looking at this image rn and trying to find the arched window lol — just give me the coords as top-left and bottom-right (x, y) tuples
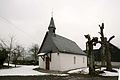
(83, 57), (85, 63)
(74, 56), (76, 64)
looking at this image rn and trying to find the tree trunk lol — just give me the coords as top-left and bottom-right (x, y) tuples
(101, 45), (106, 66)
(86, 42), (89, 66)
(89, 43), (95, 75)
(8, 54), (10, 68)
(106, 42), (112, 71)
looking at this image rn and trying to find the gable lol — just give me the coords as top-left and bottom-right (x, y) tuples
(38, 32), (86, 55)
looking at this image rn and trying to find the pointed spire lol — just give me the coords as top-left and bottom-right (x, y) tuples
(48, 16), (56, 33)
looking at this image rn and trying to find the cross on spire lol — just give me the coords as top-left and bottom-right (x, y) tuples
(51, 9), (53, 17)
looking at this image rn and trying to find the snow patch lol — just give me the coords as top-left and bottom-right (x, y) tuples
(51, 74), (69, 76)
(68, 67), (89, 74)
(99, 68), (119, 76)
(118, 68), (120, 80)
(100, 71), (118, 76)
(0, 63), (49, 76)
(67, 67), (119, 77)
(0, 63), (69, 76)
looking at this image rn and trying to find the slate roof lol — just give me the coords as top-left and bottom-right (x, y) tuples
(52, 34), (85, 55)
(38, 33), (86, 55)
(92, 43), (120, 62)
(38, 17), (86, 55)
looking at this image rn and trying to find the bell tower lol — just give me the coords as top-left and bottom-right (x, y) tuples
(48, 17), (56, 33)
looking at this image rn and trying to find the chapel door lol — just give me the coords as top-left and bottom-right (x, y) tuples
(46, 57), (50, 70)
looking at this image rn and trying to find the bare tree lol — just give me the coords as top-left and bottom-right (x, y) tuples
(105, 36), (115, 71)
(12, 45), (25, 67)
(29, 44), (39, 65)
(0, 36), (15, 68)
(0, 48), (8, 68)
(99, 23), (115, 71)
(98, 23), (106, 66)
(85, 34), (98, 75)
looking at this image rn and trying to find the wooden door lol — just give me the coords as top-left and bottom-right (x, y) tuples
(46, 57), (50, 70)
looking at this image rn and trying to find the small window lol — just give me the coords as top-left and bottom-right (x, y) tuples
(83, 57), (85, 63)
(74, 56), (76, 64)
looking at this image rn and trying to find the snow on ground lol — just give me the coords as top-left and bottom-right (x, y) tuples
(0, 63), (119, 77)
(68, 67), (119, 77)
(0, 63), (48, 76)
(0, 63), (68, 76)
(51, 73), (69, 76)
(118, 68), (120, 80)
(99, 68), (119, 76)
(99, 71), (119, 76)
(68, 67), (89, 74)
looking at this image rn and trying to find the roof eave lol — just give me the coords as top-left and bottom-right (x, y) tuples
(58, 50), (87, 56)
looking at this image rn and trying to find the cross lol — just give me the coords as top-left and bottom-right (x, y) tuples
(51, 9), (53, 17)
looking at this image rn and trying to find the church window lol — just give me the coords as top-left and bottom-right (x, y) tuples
(74, 56), (76, 64)
(83, 57), (85, 63)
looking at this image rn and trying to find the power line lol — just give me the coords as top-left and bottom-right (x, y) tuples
(0, 16), (35, 40)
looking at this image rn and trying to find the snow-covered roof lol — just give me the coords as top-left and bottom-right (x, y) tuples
(38, 53), (46, 56)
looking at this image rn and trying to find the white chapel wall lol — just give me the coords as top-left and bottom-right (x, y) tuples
(39, 53), (87, 71)
(50, 53), (60, 71)
(59, 53), (87, 71)
(39, 57), (45, 69)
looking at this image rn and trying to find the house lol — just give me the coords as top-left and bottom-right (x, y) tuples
(93, 43), (120, 62)
(38, 17), (87, 71)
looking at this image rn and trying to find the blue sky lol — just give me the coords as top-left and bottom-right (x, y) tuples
(0, 0), (120, 49)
